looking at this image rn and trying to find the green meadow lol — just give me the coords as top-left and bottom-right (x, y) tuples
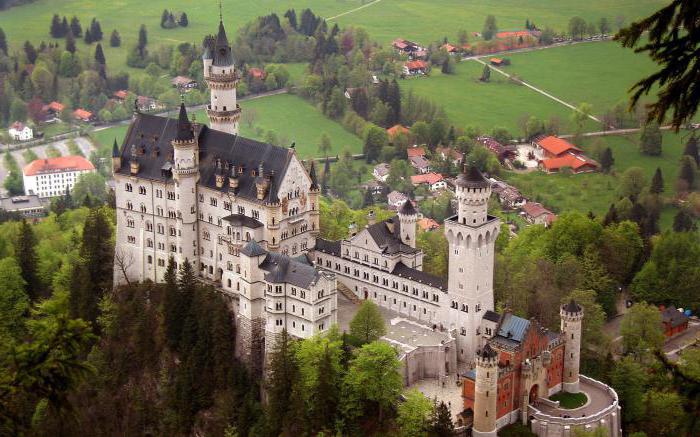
(92, 93), (363, 159)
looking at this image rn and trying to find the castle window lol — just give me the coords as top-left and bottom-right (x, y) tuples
(199, 194), (204, 202)
(203, 231), (210, 240)
(157, 207), (163, 216)
(146, 221), (153, 231)
(127, 236), (136, 244)
(191, 206), (195, 214)
(167, 191), (175, 200)
(460, 328), (466, 336)
(156, 189), (162, 198)
(127, 218), (135, 228)
(252, 210), (259, 219)
(147, 255), (152, 264)
(146, 239), (153, 248)
(139, 186), (146, 195)
(300, 291), (306, 299)
(168, 210), (176, 219)
(125, 183), (132, 192)
(126, 201), (133, 210)
(210, 198), (217, 207)
(224, 201), (231, 211)
(157, 224), (164, 234)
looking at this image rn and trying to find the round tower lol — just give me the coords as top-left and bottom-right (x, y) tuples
(560, 300), (584, 393)
(473, 344), (499, 437)
(455, 162), (491, 226)
(308, 161), (321, 236)
(203, 18), (241, 135)
(398, 199), (417, 248)
(171, 103), (200, 268)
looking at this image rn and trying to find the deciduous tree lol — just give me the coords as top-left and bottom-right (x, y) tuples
(349, 300), (386, 344)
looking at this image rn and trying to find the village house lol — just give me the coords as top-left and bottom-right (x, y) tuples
(171, 75), (198, 89)
(113, 90), (128, 101)
(43, 101), (65, 119)
(441, 43), (459, 54)
(8, 121), (33, 141)
(406, 146), (426, 159)
(490, 179), (525, 210)
(477, 136), (516, 161)
(247, 67), (266, 81)
(660, 305), (689, 338)
(521, 202), (556, 227)
(392, 38), (426, 59)
(540, 154), (599, 174)
(387, 124), (410, 139)
(403, 60), (430, 76)
(73, 109), (94, 123)
(409, 155), (432, 174)
(533, 136), (598, 174)
(410, 172), (445, 191)
(362, 180), (385, 195)
(532, 136), (582, 160)
(387, 190), (410, 210)
(490, 57), (505, 66)
(417, 217), (440, 231)
(436, 146), (464, 166)
(373, 163), (391, 182)
(0, 195), (48, 219)
(137, 96), (162, 112)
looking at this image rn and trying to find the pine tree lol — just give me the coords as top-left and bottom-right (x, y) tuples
(428, 401), (455, 436)
(109, 29), (121, 47)
(321, 159), (330, 195)
(266, 330), (299, 435)
(639, 121), (663, 156)
(480, 64), (491, 82)
(65, 30), (76, 54)
(580, 247), (617, 316)
(387, 79), (401, 126)
(50, 14), (63, 38)
(23, 41), (37, 64)
(61, 16), (69, 36)
(678, 155), (696, 191)
(178, 12), (189, 27)
(285, 9), (298, 30)
(90, 18), (103, 41)
(673, 208), (696, 232)
(69, 16), (82, 37)
(482, 15), (498, 40)
(176, 259), (197, 353)
(363, 188), (374, 207)
(138, 24), (148, 55)
(163, 257), (181, 349)
(83, 29), (92, 44)
(684, 135), (699, 165)
(600, 147), (614, 173)
(94, 43), (105, 64)
(0, 27), (7, 56)
(160, 9), (169, 28)
(650, 167), (664, 194)
(311, 344), (339, 432)
(603, 203), (618, 226)
(16, 219), (41, 301)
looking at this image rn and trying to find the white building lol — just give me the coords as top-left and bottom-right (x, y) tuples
(23, 156), (96, 198)
(8, 122), (33, 141)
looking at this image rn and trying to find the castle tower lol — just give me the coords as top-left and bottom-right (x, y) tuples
(473, 344), (499, 437)
(398, 199), (417, 248)
(561, 300), (584, 393)
(171, 103), (200, 268)
(111, 138), (121, 174)
(203, 17), (241, 135)
(443, 164), (500, 362)
(308, 161), (321, 237)
(238, 240), (269, 377)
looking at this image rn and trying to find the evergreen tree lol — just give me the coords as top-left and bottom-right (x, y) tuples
(23, 41), (37, 64)
(176, 259), (197, 353)
(160, 9), (170, 28)
(61, 16), (69, 36)
(603, 203), (618, 226)
(109, 29), (121, 47)
(310, 343), (340, 433)
(178, 12), (189, 27)
(321, 159), (330, 195)
(482, 15), (498, 40)
(351, 87), (369, 119)
(90, 18), (103, 41)
(650, 167), (664, 194)
(50, 14), (63, 38)
(673, 208), (696, 232)
(94, 43), (106, 78)
(639, 121), (663, 156)
(684, 135), (699, 165)
(163, 257), (181, 348)
(428, 401), (455, 436)
(678, 155), (696, 191)
(0, 27), (7, 56)
(266, 330), (299, 435)
(579, 247), (617, 316)
(69, 16), (82, 37)
(387, 79), (401, 126)
(363, 188), (374, 207)
(83, 29), (92, 44)
(285, 9), (297, 30)
(65, 29), (76, 54)
(480, 64), (491, 82)
(600, 147), (614, 173)
(16, 219), (41, 301)
(138, 24), (148, 52)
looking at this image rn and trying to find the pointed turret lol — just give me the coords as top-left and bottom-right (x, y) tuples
(309, 161), (319, 191)
(398, 199), (417, 248)
(111, 138), (121, 173)
(176, 103), (194, 142)
(213, 20), (234, 67)
(112, 138), (119, 157)
(456, 162), (489, 189)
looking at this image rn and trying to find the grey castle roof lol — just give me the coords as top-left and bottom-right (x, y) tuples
(212, 20), (234, 67)
(479, 343), (498, 359)
(115, 111), (294, 204)
(223, 214), (263, 229)
(483, 310), (501, 323)
(496, 312), (530, 343)
(366, 217), (418, 255)
(314, 238), (341, 256)
(456, 164), (489, 189)
(241, 240), (267, 257)
(392, 262), (447, 291)
(259, 251), (321, 289)
(399, 198), (417, 216)
(176, 103), (194, 141)
(563, 299), (582, 313)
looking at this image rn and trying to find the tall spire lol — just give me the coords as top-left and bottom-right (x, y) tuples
(176, 102), (194, 141)
(212, 10), (233, 66)
(219, 0), (222, 22)
(112, 138), (119, 157)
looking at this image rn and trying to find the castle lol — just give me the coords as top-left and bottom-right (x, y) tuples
(113, 17), (620, 436)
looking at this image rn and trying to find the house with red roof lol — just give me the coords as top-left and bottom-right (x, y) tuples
(248, 67), (266, 80)
(406, 147), (426, 159)
(43, 101), (65, 118)
(436, 146), (463, 166)
(403, 60), (429, 76)
(540, 153), (598, 174)
(23, 156), (96, 198)
(113, 90), (128, 101)
(73, 109), (94, 122)
(533, 136), (582, 159)
(659, 305), (689, 338)
(387, 124), (410, 139)
(410, 172), (446, 191)
(521, 202), (556, 227)
(418, 218), (440, 231)
(8, 122), (33, 141)
(441, 43), (459, 54)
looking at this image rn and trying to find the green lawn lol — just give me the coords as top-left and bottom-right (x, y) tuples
(332, 0), (666, 45)
(92, 93), (363, 159)
(550, 391), (588, 409)
(505, 41), (658, 118)
(401, 60), (593, 133)
(504, 130), (694, 229)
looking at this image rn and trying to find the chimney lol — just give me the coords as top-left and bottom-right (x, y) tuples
(367, 209), (376, 225)
(348, 221), (358, 238)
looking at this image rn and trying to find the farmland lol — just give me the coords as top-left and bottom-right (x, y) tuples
(92, 93), (363, 159)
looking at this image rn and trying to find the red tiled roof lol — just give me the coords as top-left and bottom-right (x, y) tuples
(406, 147), (426, 158)
(521, 202), (551, 218)
(442, 43), (458, 52)
(10, 121), (26, 130)
(387, 124), (410, 137)
(73, 109), (93, 120)
(542, 153), (598, 171)
(536, 136), (581, 156)
(23, 156), (95, 177)
(490, 57), (503, 64)
(48, 101), (65, 112)
(172, 75), (195, 85)
(113, 90), (128, 99)
(393, 39), (408, 49)
(411, 172), (443, 185)
(405, 60), (429, 70)
(248, 67), (266, 79)
(418, 218), (440, 231)
(496, 30), (533, 39)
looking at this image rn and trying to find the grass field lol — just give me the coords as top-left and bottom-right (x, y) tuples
(0, 0), (667, 74)
(401, 60), (594, 134)
(550, 391), (588, 409)
(505, 41), (658, 118)
(504, 130), (694, 229)
(93, 93), (363, 158)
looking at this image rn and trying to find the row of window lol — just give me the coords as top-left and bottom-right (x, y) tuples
(449, 301), (482, 313)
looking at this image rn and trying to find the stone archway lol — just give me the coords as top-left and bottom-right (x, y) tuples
(529, 384), (539, 404)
